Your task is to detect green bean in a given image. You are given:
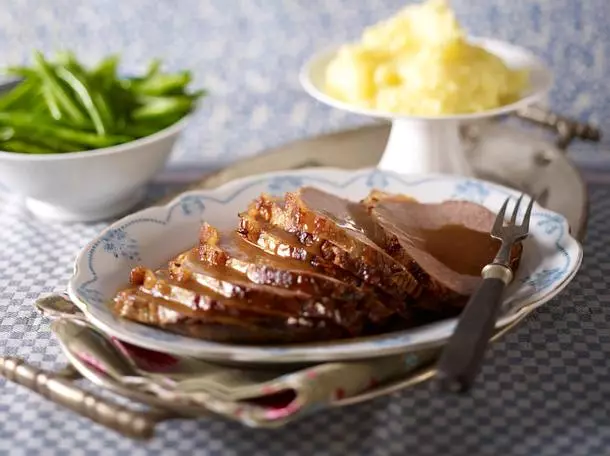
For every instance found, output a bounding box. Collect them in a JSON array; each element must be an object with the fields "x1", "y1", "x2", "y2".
[
  {"x1": 145, "y1": 59, "x2": 162, "y2": 78},
  {"x1": 30, "y1": 102, "x2": 50, "y2": 116},
  {"x1": 93, "y1": 92, "x2": 114, "y2": 128},
  {"x1": 131, "y1": 95, "x2": 193, "y2": 120},
  {"x1": 92, "y1": 59, "x2": 135, "y2": 128},
  {"x1": 121, "y1": 111, "x2": 186, "y2": 136},
  {"x1": 0, "y1": 139, "x2": 56, "y2": 154},
  {"x1": 3, "y1": 66, "x2": 38, "y2": 79},
  {"x1": 54, "y1": 50, "x2": 79, "y2": 67},
  {"x1": 65, "y1": 59, "x2": 116, "y2": 130},
  {"x1": 66, "y1": 60, "x2": 116, "y2": 130},
  {"x1": 0, "y1": 117, "x2": 84, "y2": 152},
  {"x1": 119, "y1": 123, "x2": 163, "y2": 138},
  {"x1": 56, "y1": 66, "x2": 107, "y2": 135},
  {"x1": 90, "y1": 55, "x2": 122, "y2": 111},
  {"x1": 41, "y1": 84, "x2": 62, "y2": 120},
  {"x1": 91, "y1": 55, "x2": 119, "y2": 82},
  {"x1": 8, "y1": 126, "x2": 82, "y2": 152},
  {"x1": 0, "y1": 112, "x2": 132, "y2": 148},
  {"x1": 189, "y1": 89, "x2": 207, "y2": 99},
  {"x1": 0, "y1": 52, "x2": 206, "y2": 154},
  {"x1": 0, "y1": 127, "x2": 14, "y2": 141},
  {"x1": 0, "y1": 79, "x2": 39, "y2": 111},
  {"x1": 132, "y1": 72, "x2": 191, "y2": 96},
  {"x1": 32, "y1": 51, "x2": 86, "y2": 123},
  {"x1": 0, "y1": 122, "x2": 82, "y2": 152}
]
